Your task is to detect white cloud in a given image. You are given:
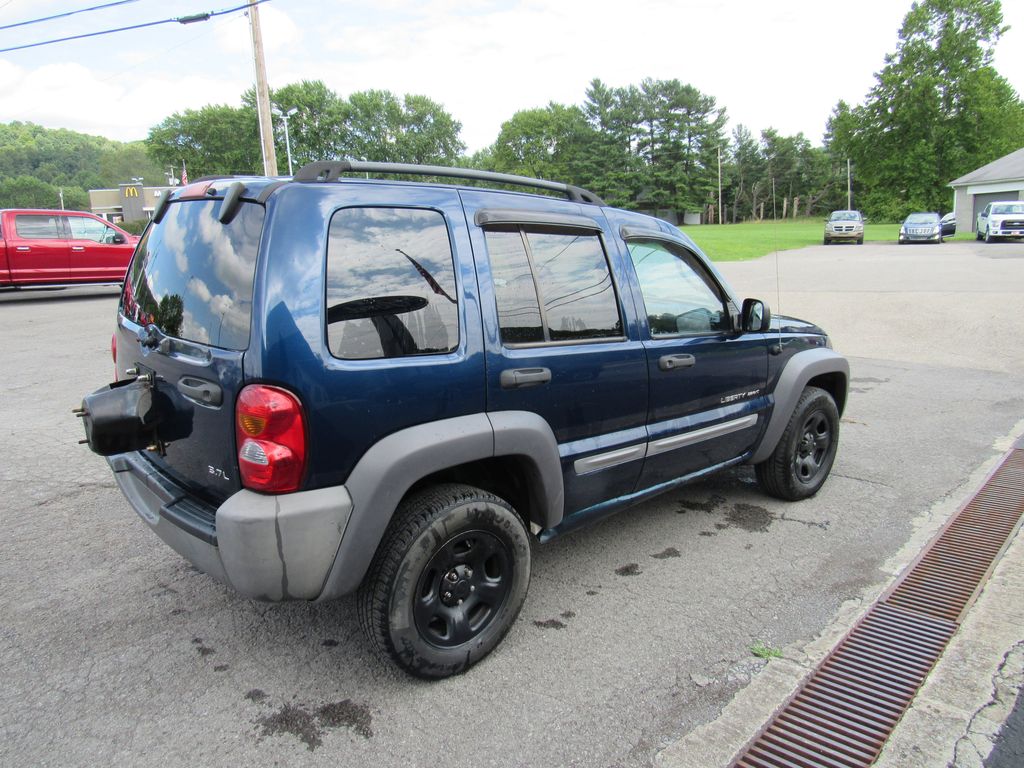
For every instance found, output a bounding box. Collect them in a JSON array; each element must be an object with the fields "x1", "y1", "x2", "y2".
[
  {"x1": 0, "y1": 60, "x2": 244, "y2": 141},
  {"x1": 1, "y1": 0, "x2": 1021, "y2": 155},
  {"x1": 216, "y1": 5, "x2": 301, "y2": 55}
]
